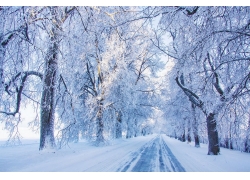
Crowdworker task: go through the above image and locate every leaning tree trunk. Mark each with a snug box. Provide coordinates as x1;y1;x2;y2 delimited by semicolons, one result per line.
206;113;220;155
39;7;60;150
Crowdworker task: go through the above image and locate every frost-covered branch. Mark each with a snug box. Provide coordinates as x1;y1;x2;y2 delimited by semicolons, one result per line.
1;71;43;116
206;53;225;100
175;75;205;113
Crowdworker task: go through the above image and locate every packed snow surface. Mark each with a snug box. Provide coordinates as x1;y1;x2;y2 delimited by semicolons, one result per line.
1;134;250;172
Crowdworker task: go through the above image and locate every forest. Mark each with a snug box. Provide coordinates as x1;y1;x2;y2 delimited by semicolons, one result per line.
0;6;249;156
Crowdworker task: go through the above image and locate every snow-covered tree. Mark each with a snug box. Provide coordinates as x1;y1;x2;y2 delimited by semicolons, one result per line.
158;6;250;155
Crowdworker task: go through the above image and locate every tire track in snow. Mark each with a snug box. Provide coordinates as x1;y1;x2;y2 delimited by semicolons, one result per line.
82;136;156;172
159;140;170;172
117;135;159;172
130;138;158;172
117;134;185;172
160;136;186;172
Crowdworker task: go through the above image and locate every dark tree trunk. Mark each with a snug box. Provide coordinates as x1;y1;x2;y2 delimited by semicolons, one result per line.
206;113;220;155
244;139;250;153
134;119;138;137
174;130;177;139
179;129;186;142
39;7;59;150
181;132;185;142
192;104;200;147
187;118;191;143
244;118;250;153
126;120;133;139
229;123;233;149
187;132;191;143
126;128;133;138
194;135;200;147
224;137;229;148
115;111;122;138
39;42;58;150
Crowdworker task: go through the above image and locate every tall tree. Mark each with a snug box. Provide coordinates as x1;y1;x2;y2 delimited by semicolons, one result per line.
39;6;75;150
158;6;250;155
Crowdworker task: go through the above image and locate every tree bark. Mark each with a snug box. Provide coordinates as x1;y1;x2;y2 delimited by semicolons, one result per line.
115;111;122;138
39;44;58;150
244;117;250;153
134;119;138;137
39;7;59;150
96;100;104;144
126;119;133;139
206;113;220;155
192;104;200;147
180;129;185;142
187;118;191;143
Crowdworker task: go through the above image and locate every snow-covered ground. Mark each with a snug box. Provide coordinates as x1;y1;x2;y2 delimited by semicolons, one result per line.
1;134;249;178
161;135;250;172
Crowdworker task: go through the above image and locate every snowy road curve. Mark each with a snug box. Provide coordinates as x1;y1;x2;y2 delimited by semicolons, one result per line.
117;135;185;172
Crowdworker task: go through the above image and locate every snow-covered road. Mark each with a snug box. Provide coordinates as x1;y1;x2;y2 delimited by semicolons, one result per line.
117;135;185;172
1;133;250;172
2;134;179;172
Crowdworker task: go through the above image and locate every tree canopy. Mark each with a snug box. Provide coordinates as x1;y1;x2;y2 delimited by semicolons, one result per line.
0;6;249;154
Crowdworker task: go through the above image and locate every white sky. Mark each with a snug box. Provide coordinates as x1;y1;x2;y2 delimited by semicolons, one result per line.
0;104;40;140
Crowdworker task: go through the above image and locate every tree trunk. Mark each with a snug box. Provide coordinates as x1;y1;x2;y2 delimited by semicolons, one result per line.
206;113;220;155
179;120;186;142
126;119;133;139
192;104;200;147
115;111;122;138
96;100;104;144
244;117;250;153
39;43;58;150
134;119;138;137
180;129;185;142
39;7;59;150
187;118;191;143
229;123;233;149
